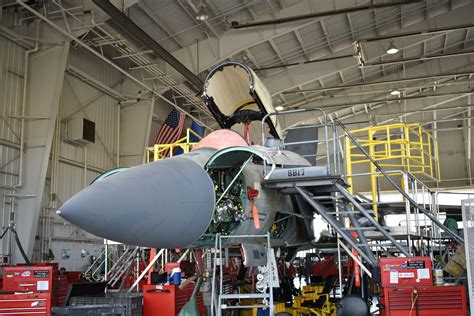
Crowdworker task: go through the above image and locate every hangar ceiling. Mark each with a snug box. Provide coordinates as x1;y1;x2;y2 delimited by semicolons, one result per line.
2;0;473;130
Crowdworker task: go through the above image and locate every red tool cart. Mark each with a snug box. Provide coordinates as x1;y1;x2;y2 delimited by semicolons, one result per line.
379;257;467;315
0;292;51;316
3;263;69;309
381;285;467;316
3;265;56;294
143;284;206;316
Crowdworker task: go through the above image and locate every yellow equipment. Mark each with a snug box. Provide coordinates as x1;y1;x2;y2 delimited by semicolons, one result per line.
345;123;440;219
145;128;203;162
291;285;337;316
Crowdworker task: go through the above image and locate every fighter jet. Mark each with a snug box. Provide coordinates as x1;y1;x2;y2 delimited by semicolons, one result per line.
58;62;330;252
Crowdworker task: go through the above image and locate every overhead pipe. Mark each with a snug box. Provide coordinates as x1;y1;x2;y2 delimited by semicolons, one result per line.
92;0;203;92
0;25;35;49
288;90;474;110
229;0;421;29
7;20;38;263
325;115;473;127
283;71;474;94
357;23;474;42
370;104;474;117
13;20;39;192
363;49;474;67
16;0;213;131
254;54;353;71
285;80;471;99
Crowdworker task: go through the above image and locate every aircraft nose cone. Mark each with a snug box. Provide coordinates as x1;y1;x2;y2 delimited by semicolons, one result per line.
58;157;215;248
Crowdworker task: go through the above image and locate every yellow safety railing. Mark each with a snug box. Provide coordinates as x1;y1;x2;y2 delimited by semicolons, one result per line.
345;123;440;219
145;128;203;162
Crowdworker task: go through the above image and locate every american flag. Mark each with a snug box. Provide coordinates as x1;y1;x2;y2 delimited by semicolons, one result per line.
154;109;186;147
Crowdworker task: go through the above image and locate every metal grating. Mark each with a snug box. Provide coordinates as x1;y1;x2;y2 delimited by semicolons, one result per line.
462;199;474;315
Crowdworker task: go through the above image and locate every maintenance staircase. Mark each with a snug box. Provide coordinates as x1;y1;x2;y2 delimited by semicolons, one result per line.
84;247;108;281
106;247;140;290
211;234;275;316
260;109;464;274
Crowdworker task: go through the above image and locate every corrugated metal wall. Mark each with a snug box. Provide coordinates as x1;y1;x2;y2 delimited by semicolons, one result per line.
0;36;23;185
35;49;122;270
0;36;24;259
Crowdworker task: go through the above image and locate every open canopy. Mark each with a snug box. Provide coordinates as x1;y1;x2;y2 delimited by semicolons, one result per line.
202;62;282;139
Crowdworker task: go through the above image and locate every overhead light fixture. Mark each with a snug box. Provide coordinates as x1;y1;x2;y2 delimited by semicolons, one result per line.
195;3;209;21
275;105;285;111
390;89;401;96
386;42;399;54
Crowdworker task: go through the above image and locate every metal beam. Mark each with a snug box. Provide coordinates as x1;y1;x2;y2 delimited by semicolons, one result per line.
254;54;352;71
229;0;421;29
319;20;334;53
264;3;473;97
269;39;285;64
66;65;127;101
92;0;203;91
373;104;474;117
314;80;472;98
357;23;474;42
0;25;35;49
16;0;213;131
364;49;474;67
136;2;185;48
290;90;474;110
294;29;310;60
282;71;473;94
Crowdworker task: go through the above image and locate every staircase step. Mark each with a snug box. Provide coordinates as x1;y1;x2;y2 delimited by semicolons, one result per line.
342;227;377;231
326;210;375;215
310;196;343;200
220;293;270;300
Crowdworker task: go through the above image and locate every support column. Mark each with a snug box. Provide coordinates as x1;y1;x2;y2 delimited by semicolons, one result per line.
13;27;69;263
368;129;378;221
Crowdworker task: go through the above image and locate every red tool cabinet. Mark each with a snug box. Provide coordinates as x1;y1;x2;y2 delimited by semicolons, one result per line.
3;263;68;307
381;285;467;316
3;265;54;293
0;292;51;316
379;257;433;287
143;284;206;316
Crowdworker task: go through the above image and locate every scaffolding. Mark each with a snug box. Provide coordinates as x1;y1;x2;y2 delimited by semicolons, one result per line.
145;128;203;162
345;123;440;219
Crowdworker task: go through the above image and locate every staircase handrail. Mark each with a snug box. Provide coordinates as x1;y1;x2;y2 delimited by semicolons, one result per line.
336;119;464;244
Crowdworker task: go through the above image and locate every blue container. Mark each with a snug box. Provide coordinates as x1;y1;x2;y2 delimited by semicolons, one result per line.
257;308;270;316
172;272;181;285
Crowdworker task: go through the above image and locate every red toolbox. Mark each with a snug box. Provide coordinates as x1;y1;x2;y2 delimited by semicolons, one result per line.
3;263;66;307
0;292;51;316
381;285;467;315
143;284;206;316
379;257;433;287
3;265;54;293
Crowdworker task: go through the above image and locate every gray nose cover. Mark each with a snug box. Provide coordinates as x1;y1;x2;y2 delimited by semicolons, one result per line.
58;157;215;248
